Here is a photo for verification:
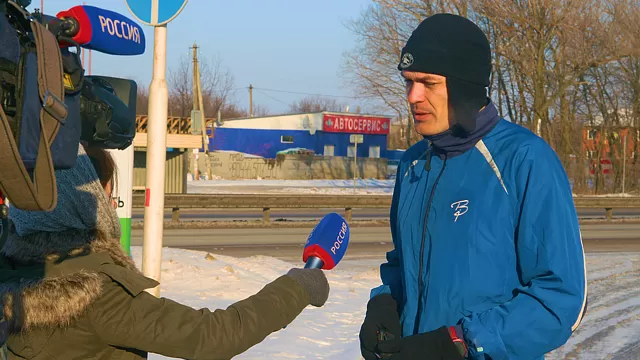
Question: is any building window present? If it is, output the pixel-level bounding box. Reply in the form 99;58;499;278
586;129;597;140
586;150;595;158
347;146;356;157
323;145;335;156
369;146;380;158
281;135;294;143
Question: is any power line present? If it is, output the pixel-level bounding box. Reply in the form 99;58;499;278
254;89;289;106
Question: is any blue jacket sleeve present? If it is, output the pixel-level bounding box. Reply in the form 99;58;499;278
460;141;587;359
370;163;404;306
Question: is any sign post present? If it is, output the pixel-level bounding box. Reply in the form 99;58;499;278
350;134;364;193
108;147;134;255
125;0;188;297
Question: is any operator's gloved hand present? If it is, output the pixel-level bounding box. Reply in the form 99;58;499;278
375;325;467;360
359;293;402;360
285;268;330;307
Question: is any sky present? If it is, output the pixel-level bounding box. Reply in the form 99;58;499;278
31;0;374;114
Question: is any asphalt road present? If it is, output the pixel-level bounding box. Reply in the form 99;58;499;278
132;207;640;222
130;223;640;261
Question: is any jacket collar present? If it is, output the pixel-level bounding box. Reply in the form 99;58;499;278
424;100;500;158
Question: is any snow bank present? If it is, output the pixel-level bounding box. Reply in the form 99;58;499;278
187;179;395;195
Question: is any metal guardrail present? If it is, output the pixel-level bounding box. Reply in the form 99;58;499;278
573;197;640;220
131;194;640;222
132;193;391;222
572;197;640;207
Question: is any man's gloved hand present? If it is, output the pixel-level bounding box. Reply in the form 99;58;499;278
285;268;330;307
375;326;467;360
359;294;402;360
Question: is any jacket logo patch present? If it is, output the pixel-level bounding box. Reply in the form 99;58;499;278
451;200;469;222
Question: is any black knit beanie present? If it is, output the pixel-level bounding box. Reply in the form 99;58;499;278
398;13;491;134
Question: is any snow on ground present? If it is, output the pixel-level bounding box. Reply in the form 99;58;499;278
138;247;640;360
187;177;635;197
187;179;395;195
571;193;637;197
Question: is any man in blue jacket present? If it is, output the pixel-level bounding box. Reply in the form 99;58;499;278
359;13;587;360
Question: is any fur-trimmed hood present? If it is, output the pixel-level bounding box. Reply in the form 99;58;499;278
0;227;141;333
0;144;138;334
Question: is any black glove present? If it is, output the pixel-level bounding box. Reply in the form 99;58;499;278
375;326;466;360
359;294;402;360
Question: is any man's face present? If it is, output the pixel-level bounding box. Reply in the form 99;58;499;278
403;71;450;136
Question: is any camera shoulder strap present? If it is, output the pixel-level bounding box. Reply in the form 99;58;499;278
0;10;67;211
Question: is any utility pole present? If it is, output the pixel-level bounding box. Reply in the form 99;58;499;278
190;43;211;180
249;84;254;117
195;56;210;179
191;44;198;113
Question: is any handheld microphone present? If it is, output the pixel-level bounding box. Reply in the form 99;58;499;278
302;213;350;270
54;5;145;55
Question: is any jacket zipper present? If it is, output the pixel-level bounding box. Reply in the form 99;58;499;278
413;145;447;334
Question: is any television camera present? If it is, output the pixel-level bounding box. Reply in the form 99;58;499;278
0;1;142;349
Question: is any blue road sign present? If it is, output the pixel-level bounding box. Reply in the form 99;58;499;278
124;0;188;26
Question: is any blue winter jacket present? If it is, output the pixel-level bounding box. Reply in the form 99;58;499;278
371;103;587;360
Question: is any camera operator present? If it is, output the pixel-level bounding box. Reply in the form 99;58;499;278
0;1;333;358
0;144;330;359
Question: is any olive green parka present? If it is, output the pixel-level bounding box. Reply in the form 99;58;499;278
0;230;311;360
0;145;313;360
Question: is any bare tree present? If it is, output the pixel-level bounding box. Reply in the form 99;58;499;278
167;53;237;119
344;0;640;193
343;4;409;147
252;104;271;117
135;85;149;115
289;96;347;113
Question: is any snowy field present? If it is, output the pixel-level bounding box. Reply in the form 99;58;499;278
138;247;640;360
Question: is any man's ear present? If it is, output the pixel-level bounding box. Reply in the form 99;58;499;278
446;78;488;135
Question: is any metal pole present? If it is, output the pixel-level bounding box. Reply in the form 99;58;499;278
192;149;199;181
354;141;357;193
249;84;253;117
191;44;199;181
142;25;168;297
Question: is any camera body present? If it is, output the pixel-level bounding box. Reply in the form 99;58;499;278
1;0;137;154
0;0;140;225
